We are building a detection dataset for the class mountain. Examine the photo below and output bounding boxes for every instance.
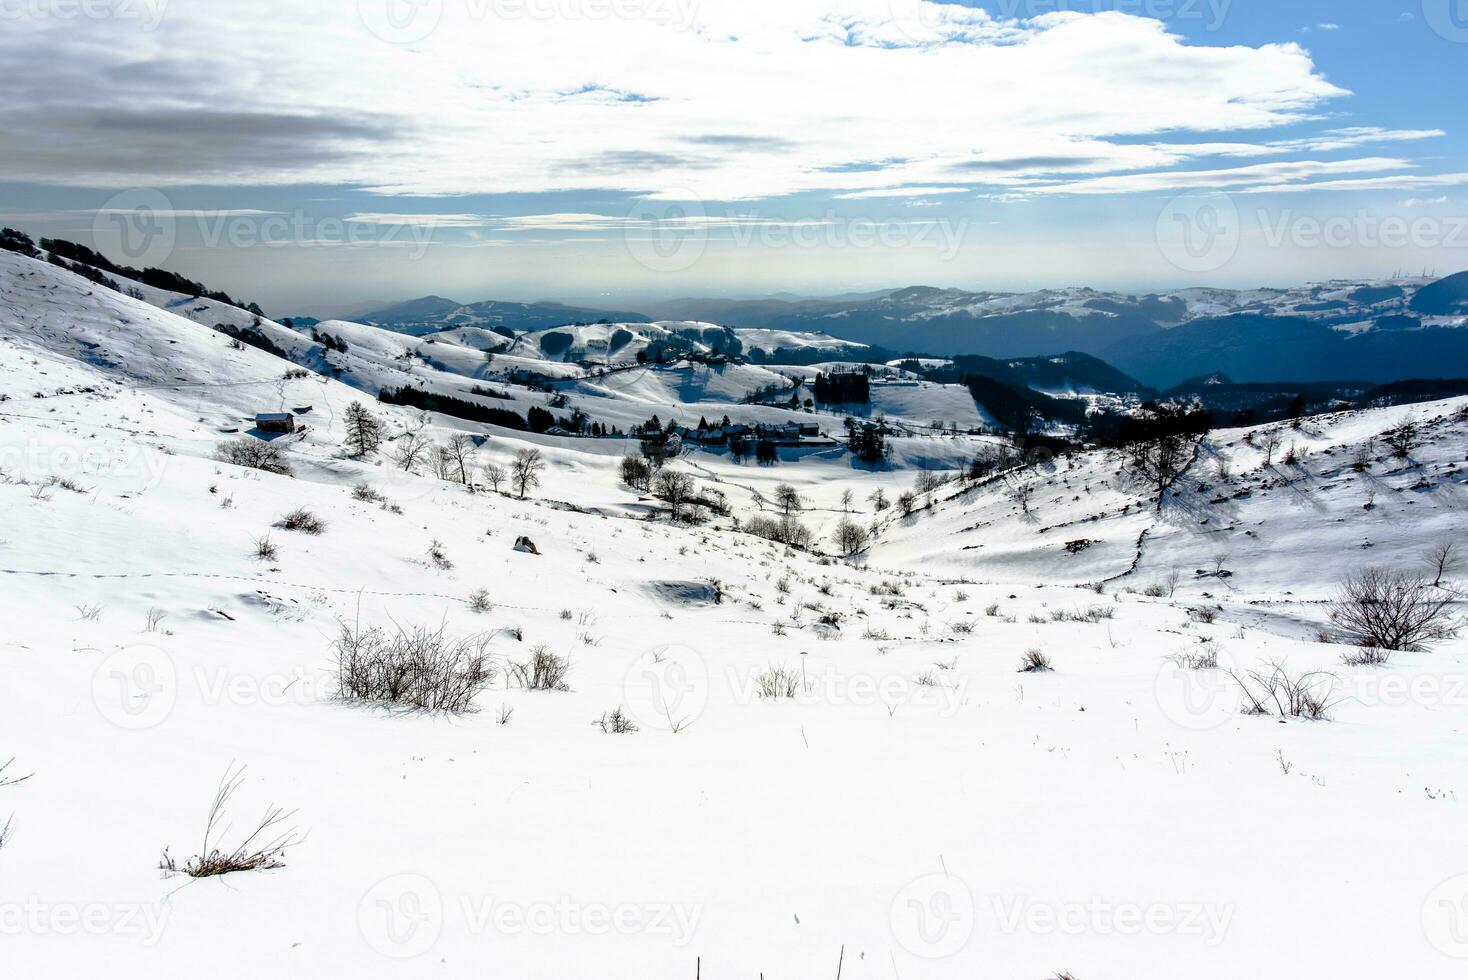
[648,276,1468,388]
[1409,270,1468,315]
[358,295,652,335]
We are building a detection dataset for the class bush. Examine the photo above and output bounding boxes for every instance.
[1341,646,1391,667]
[159,765,299,878]
[755,664,806,699]
[593,707,639,734]
[467,588,492,614]
[351,482,382,502]
[333,622,494,712]
[252,535,278,561]
[279,508,326,534]
[508,645,571,691]
[1327,568,1460,651]
[1228,661,1338,720]
[216,438,292,476]
[1018,649,1052,672]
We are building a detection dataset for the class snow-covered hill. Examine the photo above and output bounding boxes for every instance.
[2,250,1467,980]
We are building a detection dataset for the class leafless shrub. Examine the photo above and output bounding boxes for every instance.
[1327,568,1460,651]
[592,707,639,734]
[985,603,1000,617]
[216,438,292,476]
[333,621,494,712]
[949,620,975,635]
[495,703,514,725]
[1189,607,1218,624]
[507,645,571,692]
[1168,640,1219,670]
[1228,661,1339,720]
[159,765,299,878]
[755,664,806,699]
[1341,646,1391,667]
[351,482,382,503]
[427,538,453,570]
[1018,648,1052,672]
[252,535,277,561]
[75,603,103,621]
[467,588,492,614]
[279,508,326,534]
[1143,583,1168,598]
[144,607,167,633]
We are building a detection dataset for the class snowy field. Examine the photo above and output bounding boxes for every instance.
[2,251,1468,978]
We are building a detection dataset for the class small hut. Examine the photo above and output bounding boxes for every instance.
[255,412,295,434]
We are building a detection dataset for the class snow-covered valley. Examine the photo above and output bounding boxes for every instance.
[2,250,1467,979]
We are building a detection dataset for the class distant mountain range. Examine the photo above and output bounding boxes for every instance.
[333,270,1468,387]
[351,295,651,336]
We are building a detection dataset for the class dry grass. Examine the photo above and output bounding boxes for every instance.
[159,765,299,878]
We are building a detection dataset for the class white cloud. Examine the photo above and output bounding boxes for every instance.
[0,2,1362,201]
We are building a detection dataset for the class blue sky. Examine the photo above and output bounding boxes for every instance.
[0,0,1464,314]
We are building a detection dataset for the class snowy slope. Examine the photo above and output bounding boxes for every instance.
[2,251,1468,980]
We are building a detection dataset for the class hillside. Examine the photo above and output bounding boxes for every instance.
[2,248,1467,980]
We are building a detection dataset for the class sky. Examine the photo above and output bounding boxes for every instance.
[0,0,1465,315]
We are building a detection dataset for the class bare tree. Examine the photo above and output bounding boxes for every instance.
[511,448,546,499]
[868,489,889,511]
[651,468,696,521]
[1382,417,1421,460]
[619,455,651,491]
[840,489,854,512]
[832,517,870,556]
[1260,430,1282,466]
[482,462,506,494]
[1009,477,1033,515]
[774,483,802,516]
[1328,567,1460,650]
[440,431,475,487]
[393,432,429,473]
[1426,542,1459,588]
[1133,432,1193,508]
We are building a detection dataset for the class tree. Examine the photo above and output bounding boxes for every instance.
[1382,417,1421,460]
[511,448,545,499]
[897,491,917,516]
[1260,430,1282,466]
[1133,430,1194,509]
[1426,541,1459,588]
[774,483,801,515]
[832,517,870,557]
[482,461,506,494]
[1010,478,1033,515]
[652,469,696,521]
[393,432,429,472]
[840,489,854,512]
[342,401,382,456]
[619,455,652,491]
[442,433,475,485]
[1328,568,1460,651]
[868,489,889,511]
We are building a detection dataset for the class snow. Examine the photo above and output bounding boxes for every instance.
[2,250,1467,979]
